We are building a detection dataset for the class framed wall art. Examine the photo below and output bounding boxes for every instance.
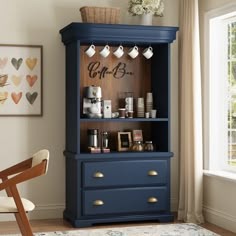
[117,131,132,151]
[0,44,42,116]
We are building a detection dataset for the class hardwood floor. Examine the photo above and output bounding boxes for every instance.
[0,218,236,235]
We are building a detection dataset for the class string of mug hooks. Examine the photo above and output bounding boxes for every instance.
[85,44,153,59]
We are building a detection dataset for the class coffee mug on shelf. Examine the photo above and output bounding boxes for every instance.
[85,44,96,57]
[127,111,134,118]
[142,46,153,59]
[100,45,110,58]
[118,108,126,118]
[113,45,124,58]
[125,97,133,105]
[128,46,139,59]
[125,104,133,112]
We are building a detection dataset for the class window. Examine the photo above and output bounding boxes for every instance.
[205,4,236,172]
[228,18,236,169]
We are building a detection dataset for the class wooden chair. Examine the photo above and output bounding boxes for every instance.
[0,149,49,236]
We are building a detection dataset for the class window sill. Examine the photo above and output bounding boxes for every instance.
[203,170,236,183]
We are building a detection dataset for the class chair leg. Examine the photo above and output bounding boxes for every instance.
[15,211,33,236]
[14,213,27,235]
[9,186,33,236]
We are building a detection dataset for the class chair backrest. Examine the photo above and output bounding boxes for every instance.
[31,149,49,175]
[0,149,50,236]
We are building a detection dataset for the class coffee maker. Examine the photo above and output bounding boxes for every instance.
[83,86,102,118]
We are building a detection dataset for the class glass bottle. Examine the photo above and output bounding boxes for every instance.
[101,131,109,150]
[131,141,143,151]
[143,141,154,151]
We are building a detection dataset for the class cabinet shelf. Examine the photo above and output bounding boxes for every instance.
[80,151,173,159]
[80,118,168,122]
[64,150,173,159]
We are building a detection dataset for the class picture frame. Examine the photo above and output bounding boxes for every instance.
[117,131,132,151]
[0,44,43,116]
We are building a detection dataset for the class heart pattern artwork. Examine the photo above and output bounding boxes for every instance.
[11,75,22,86]
[11,58,23,70]
[11,92,22,104]
[0,74,8,87]
[26,75,37,87]
[0,92,8,104]
[26,92,38,105]
[26,58,37,70]
[0,57,8,69]
[0,52,41,114]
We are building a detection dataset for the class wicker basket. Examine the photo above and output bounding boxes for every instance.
[80,6,120,24]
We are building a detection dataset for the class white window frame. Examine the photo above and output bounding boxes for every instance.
[204,3,236,173]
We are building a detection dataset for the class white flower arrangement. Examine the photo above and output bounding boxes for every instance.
[128,0,164,16]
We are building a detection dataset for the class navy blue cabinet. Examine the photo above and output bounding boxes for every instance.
[60,23,178,227]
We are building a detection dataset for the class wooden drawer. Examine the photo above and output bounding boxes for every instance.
[83,187,168,215]
[83,160,168,188]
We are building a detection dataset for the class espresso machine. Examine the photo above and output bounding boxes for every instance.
[83,86,102,118]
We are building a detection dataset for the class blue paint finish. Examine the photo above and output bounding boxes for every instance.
[60,23,178,227]
[60,23,178,45]
[84,187,168,215]
[83,160,168,188]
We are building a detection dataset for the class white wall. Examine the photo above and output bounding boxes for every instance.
[199,0,236,233]
[0,0,179,220]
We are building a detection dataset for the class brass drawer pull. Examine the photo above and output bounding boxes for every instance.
[93,200,104,206]
[93,172,104,178]
[148,197,158,203]
[148,170,158,176]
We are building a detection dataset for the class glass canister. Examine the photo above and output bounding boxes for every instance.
[130,141,143,151]
[101,131,109,149]
[87,129,99,148]
[143,141,154,151]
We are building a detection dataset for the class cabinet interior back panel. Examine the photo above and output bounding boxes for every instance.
[80,46,151,113]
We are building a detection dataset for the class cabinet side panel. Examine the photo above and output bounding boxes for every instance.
[65,41,80,152]
[151,44,169,118]
[151,44,169,152]
[64,154,82,219]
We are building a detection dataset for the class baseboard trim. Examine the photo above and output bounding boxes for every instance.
[0,200,178,222]
[0,204,65,221]
[203,205,236,233]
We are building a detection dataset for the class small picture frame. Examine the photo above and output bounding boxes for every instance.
[132,129,143,142]
[117,131,132,151]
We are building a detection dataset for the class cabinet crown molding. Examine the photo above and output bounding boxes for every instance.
[60,23,179,45]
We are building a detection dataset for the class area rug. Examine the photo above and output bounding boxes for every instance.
[2,223,219,236]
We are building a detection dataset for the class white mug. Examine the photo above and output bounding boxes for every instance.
[113,45,124,58]
[85,44,96,57]
[125,97,133,104]
[142,46,153,59]
[100,45,110,58]
[125,104,133,111]
[128,46,139,59]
